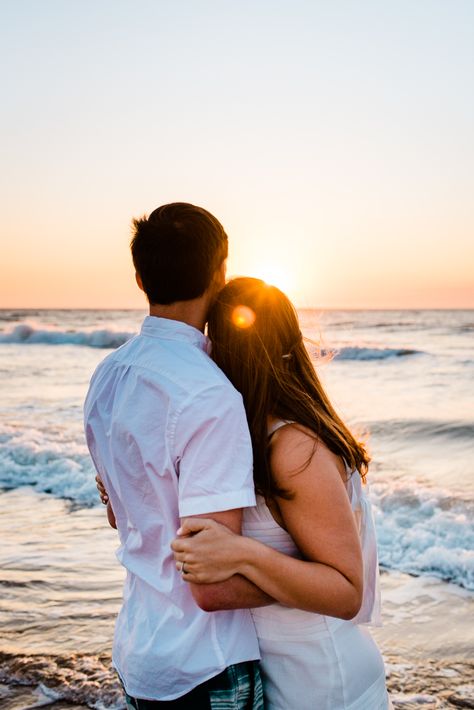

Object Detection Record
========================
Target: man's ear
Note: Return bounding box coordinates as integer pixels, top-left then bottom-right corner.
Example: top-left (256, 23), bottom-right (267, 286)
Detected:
top-left (206, 260), bottom-right (227, 304)
top-left (215, 259), bottom-right (227, 291)
top-left (135, 271), bottom-right (145, 292)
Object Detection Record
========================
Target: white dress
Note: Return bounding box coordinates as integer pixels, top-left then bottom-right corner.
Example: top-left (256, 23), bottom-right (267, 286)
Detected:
top-left (242, 422), bottom-right (390, 710)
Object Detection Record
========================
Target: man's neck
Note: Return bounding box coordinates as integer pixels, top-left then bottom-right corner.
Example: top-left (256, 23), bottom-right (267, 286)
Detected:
top-left (148, 298), bottom-right (208, 333)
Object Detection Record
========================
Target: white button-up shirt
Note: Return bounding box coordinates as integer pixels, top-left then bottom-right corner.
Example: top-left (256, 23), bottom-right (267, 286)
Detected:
top-left (84, 316), bottom-right (259, 701)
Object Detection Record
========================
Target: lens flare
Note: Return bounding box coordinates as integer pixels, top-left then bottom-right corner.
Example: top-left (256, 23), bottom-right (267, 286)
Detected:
top-left (232, 305), bottom-right (256, 329)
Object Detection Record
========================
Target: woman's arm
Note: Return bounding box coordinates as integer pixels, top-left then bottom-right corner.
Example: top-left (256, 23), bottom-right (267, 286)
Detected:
top-left (180, 508), bottom-right (274, 611)
top-left (96, 475), bottom-right (270, 607)
top-left (172, 426), bottom-right (363, 619)
top-left (106, 500), bottom-right (117, 529)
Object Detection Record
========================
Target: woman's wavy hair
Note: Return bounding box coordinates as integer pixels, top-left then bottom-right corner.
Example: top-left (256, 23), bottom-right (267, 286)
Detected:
top-left (207, 277), bottom-right (370, 500)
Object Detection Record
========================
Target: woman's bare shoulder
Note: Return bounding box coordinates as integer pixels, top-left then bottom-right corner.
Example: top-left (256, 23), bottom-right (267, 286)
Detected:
top-left (269, 422), bottom-right (346, 491)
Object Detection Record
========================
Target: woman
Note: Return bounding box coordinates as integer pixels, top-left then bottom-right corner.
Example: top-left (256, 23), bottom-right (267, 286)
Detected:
top-left (170, 277), bottom-right (390, 709)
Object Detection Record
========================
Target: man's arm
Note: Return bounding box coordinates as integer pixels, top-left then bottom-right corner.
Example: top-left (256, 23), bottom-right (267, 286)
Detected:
top-left (182, 508), bottom-right (274, 610)
top-left (175, 384), bottom-right (273, 610)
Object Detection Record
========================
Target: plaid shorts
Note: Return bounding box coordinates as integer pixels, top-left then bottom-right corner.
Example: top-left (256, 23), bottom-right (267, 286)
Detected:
top-left (123, 661), bottom-right (264, 709)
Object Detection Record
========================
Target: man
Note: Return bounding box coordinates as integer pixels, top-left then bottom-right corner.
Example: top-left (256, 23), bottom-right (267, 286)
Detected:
top-left (84, 203), bottom-right (271, 708)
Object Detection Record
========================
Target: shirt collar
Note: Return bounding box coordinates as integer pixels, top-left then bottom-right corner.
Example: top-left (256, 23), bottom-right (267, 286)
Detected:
top-left (140, 315), bottom-right (209, 352)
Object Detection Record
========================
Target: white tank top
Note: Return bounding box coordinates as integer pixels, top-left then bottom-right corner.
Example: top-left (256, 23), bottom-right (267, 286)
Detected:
top-left (244, 419), bottom-right (381, 626)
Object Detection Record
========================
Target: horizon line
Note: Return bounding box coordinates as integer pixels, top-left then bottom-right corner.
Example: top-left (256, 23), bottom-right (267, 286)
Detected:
top-left (1, 306), bottom-right (473, 312)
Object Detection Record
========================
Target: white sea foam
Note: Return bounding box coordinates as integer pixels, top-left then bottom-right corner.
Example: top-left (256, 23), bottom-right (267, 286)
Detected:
top-left (0, 324), bottom-right (135, 348)
top-left (0, 323), bottom-right (426, 360)
top-left (390, 693), bottom-right (437, 705)
top-left (0, 425), bottom-right (97, 505)
top-left (371, 481), bottom-right (474, 591)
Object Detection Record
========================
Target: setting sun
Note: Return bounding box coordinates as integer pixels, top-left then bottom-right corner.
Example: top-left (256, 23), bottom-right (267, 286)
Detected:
top-left (249, 263), bottom-right (294, 296)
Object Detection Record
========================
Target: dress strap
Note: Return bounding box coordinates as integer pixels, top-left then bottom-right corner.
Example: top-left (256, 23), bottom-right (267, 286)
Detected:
top-left (267, 419), bottom-right (294, 439)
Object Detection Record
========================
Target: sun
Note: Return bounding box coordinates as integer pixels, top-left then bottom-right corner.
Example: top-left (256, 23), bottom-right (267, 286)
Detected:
top-left (252, 263), bottom-right (294, 295)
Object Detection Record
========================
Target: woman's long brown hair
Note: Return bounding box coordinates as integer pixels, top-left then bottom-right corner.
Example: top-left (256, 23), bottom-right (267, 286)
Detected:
top-left (208, 277), bottom-right (370, 500)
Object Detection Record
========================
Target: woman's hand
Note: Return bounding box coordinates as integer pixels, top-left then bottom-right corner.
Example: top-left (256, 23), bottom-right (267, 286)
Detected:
top-left (171, 518), bottom-right (245, 584)
top-left (95, 475), bottom-right (116, 529)
top-left (96, 474), bottom-right (109, 504)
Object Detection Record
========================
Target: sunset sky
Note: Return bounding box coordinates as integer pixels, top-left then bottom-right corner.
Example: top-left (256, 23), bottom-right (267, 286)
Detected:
top-left (1, 0), bottom-right (473, 309)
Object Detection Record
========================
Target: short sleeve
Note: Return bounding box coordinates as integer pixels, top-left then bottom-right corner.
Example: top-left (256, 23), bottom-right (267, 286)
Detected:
top-left (173, 384), bottom-right (256, 518)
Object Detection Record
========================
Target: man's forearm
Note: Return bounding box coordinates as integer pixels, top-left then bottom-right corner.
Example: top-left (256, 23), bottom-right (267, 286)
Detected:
top-left (190, 573), bottom-right (274, 611)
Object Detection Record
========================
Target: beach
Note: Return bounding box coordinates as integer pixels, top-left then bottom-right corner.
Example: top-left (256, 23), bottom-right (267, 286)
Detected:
top-left (0, 308), bottom-right (473, 708)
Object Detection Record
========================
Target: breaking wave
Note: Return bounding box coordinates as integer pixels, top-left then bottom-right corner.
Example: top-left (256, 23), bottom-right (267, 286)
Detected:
top-left (0, 425), bottom-right (97, 505)
top-left (332, 346), bottom-right (423, 361)
top-left (0, 324), bottom-right (135, 349)
top-left (371, 481), bottom-right (474, 591)
top-left (0, 325), bottom-right (425, 362)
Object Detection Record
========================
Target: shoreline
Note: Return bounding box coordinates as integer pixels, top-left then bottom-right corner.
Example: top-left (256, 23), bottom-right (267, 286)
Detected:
top-left (1, 579), bottom-right (473, 710)
top-left (1, 489), bottom-right (473, 708)
top-left (1, 652), bottom-right (473, 709)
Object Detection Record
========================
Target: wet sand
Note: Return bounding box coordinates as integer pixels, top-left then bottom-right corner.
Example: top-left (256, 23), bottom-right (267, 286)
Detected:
top-left (1, 649), bottom-right (473, 709)
top-left (373, 572), bottom-right (474, 707)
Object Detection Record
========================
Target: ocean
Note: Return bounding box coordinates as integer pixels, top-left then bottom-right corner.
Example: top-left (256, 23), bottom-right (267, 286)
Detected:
top-left (0, 308), bottom-right (473, 709)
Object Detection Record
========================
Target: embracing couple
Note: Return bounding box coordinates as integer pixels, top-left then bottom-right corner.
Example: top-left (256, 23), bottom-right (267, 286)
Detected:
top-left (84, 203), bottom-right (391, 709)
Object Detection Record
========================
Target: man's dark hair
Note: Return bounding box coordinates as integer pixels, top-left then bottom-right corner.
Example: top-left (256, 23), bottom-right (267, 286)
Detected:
top-left (131, 202), bottom-right (228, 305)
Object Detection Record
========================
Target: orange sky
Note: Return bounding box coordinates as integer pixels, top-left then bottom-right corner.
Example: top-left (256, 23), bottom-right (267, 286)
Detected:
top-left (1, 1), bottom-right (473, 309)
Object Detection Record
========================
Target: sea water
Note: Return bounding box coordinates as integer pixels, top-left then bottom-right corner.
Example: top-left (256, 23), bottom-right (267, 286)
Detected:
top-left (0, 308), bottom-right (473, 708)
